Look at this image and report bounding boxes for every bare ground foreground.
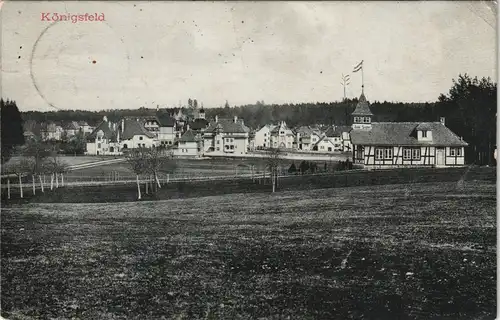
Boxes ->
[1,181,496,320]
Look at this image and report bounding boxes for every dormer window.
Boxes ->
[422,131,427,138]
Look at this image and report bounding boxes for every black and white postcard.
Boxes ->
[1,1,497,319]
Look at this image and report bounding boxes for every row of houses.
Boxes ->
[174,91,467,168]
[23,120,95,141]
[64,91,468,168]
[252,122,352,153]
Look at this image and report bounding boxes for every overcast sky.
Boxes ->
[1,1,497,112]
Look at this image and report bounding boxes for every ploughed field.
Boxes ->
[1,181,496,319]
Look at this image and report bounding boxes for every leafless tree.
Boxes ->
[2,163,15,199]
[156,149,177,185]
[46,153,69,189]
[126,148,148,200]
[12,158,33,198]
[265,148,283,193]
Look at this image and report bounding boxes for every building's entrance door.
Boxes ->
[355,146,364,164]
[436,147,445,166]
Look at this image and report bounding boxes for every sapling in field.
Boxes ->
[265,148,283,193]
[127,148,147,200]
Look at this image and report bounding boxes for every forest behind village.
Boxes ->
[4,74,498,165]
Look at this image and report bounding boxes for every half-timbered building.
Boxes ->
[350,93,468,168]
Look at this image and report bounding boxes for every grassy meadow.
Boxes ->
[5,155,118,168]
[1,180,496,319]
[62,157,338,182]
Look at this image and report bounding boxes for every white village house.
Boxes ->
[350,92,468,168]
[174,129,200,157]
[117,118,157,151]
[203,116,250,155]
[312,136,338,153]
[85,117,121,155]
[270,121,295,149]
[323,125,352,152]
[253,124,276,149]
[295,126,323,151]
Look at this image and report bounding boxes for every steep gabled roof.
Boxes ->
[120,118,156,140]
[313,136,336,148]
[350,122,468,146]
[352,93,373,117]
[206,118,249,133]
[157,113,176,127]
[134,115,161,125]
[324,125,351,137]
[189,118,209,130]
[270,122,291,134]
[178,129,198,142]
[86,121,117,142]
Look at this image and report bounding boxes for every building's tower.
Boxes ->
[351,92,373,130]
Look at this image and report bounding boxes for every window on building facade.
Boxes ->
[217,140,220,144]
[384,148,393,159]
[97,143,101,148]
[363,117,371,123]
[356,147,364,159]
[403,148,412,160]
[216,147,220,151]
[422,131,428,138]
[230,145,234,150]
[412,148,421,160]
[376,147,393,160]
[450,147,462,156]
[139,136,143,140]
[403,147,421,160]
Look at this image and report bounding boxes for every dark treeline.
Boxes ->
[203,100,440,128]
[21,100,439,128]
[14,74,497,165]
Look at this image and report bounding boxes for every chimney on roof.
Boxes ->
[108,121,112,129]
[121,119,125,133]
[187,124,190,131]
[103,115,108,122]
[440,117,445,126]
[234,116,237,123]
[215,115,218,123]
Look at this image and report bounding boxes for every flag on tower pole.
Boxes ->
[353,60,363,73]
[353,60,364,93]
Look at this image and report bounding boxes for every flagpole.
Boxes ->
[343,78,346,100]
[362,64,364,94]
